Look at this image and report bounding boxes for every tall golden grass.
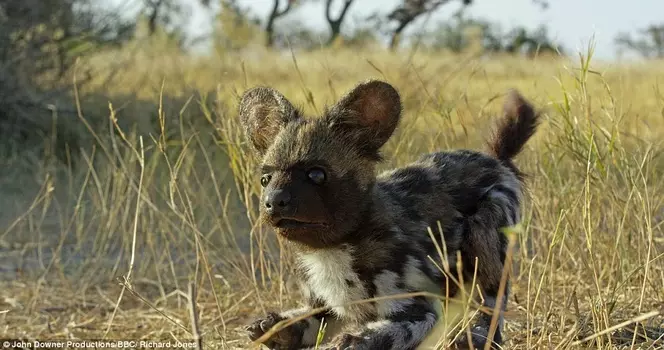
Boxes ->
[1,41,663,349]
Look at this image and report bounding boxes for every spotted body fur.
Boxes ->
[240,80,540,350]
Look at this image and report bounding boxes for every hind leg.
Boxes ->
[454,281,509,349]
[456,182,519,349]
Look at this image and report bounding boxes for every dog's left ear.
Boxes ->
[327,80,402,153]
[238,86,301,158]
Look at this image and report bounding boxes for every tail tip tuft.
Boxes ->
[503,89,532,121]
[488,89,540,162]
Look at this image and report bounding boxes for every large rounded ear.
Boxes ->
[327,80,401,154]
[238,86,301,157]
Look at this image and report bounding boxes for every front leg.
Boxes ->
[323,296,438,350]
[246,307,343,350]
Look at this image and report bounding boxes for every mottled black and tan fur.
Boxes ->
[239,80,539,350]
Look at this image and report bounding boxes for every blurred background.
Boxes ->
[2,0,664,154]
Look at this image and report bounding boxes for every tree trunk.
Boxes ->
[265,0,280,47]
[327,22,341,45]
[389,21,410,51]
[325,0,354,46]
[264,0,294,47]
[146,0,164,36]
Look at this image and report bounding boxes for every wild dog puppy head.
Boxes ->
[239,80,402,248]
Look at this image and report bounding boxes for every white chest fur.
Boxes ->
[297,247,369,321]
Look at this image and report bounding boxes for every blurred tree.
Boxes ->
[213,0,262,51]
[273,19,326,50]
[265,0,298,47]
[417,10,563,57]
[143,0,168,35]
[1,0,133,79]
[386,0,473,51]
[533,0,549,10]
[503,25,563,57]
[0,0,135,152]
[615,25,664,59]
[325,0,355,46]
[342,25,383,49]
[140,0,213,44]
[421,10,501,53]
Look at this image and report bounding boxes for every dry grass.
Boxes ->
[1,42,663,349]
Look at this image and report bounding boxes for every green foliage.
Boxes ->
[273,19,327,50]
[417,11,564,56]
[212,0,263,52]
[615,24,664,59]
[133,14,188,51]
[0,0,137,159]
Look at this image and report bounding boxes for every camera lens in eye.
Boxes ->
[307,168,326,185]
[260,174,271,187]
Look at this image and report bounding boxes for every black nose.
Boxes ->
[264,189,292,215]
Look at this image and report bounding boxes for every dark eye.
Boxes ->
[260,174,271,187]
[307,168,326,185]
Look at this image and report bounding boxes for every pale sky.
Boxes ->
[121,0,664,61]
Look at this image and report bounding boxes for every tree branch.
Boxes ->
[326,0,354,26]
[335,0,354,25]
[325,0,333,24]
[387,0,458,50]
[324,0,355,45]
[276,0,294,17]
[265,0,296,47]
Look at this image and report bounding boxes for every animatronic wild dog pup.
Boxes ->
[240,80,539,350]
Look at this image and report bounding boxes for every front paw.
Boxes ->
[244,312,304,349]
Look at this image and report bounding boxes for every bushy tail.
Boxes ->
[487,89,540,177]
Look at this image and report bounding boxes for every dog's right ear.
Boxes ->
[325,80,401,157]
[238,87,301,157]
